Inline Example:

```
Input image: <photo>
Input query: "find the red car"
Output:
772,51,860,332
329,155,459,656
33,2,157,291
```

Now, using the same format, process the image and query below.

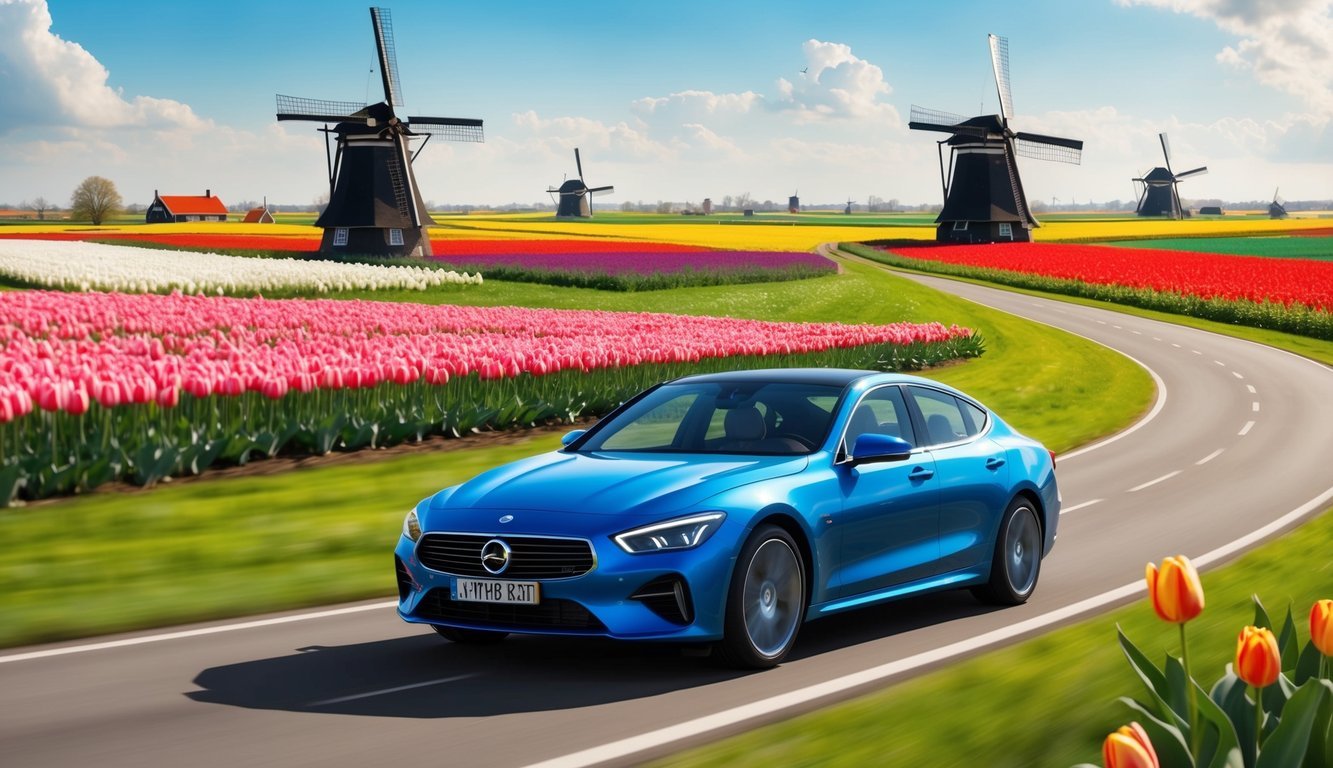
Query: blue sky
1,0,1330,208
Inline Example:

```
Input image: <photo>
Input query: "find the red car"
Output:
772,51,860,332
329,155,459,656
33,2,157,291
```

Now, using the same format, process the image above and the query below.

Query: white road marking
1247,384,1257,394
1153,336,1161,341
309,674,476,707
1059,499,1104,515
1193,350,1203,355
1097,319,1107,325
1171,343,1182,348
1239,420,1256,436
1233,371,1244,380
1253,402,1260,412
0,600,399,664
1132,330,1142,335
1112,324,1122,330
523,486,1333,768
1128,471,1182,493
1195,449,1224,466
1214,360,1226,366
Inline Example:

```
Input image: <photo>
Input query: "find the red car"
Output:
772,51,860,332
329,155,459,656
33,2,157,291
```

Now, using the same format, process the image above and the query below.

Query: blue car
395,368,1059,667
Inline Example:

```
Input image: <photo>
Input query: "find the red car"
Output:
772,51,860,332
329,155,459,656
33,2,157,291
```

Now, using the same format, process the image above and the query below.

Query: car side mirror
849,433,913,466
561,429,588,447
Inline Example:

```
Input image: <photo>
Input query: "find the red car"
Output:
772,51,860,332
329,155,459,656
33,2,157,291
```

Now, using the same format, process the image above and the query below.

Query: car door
832,385,941,599
905,386,1011,574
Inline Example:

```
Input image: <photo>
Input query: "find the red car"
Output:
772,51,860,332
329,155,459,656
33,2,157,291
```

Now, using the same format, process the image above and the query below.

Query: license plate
453,577,540,605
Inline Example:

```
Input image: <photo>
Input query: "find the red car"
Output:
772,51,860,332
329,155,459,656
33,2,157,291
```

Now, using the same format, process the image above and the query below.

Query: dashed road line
1232,371,1245,379
1172,343,1182,348
1060,499,1104,515
1239,420,1256,436
1192,350,1203,355
1247,384,1257,394
1214,360,1226,367
1196,449,1224,466
1253,402,1260,412
1128,471,1182,493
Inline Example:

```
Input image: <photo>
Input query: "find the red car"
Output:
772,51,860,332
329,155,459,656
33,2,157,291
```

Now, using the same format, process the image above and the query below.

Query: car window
845,386,916,448
598,393,694,450
908,386,971,446
959,400,988,436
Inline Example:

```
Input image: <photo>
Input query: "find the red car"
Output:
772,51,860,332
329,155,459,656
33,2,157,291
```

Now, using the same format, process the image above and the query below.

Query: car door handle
985,457,1006,470
908,466,934,481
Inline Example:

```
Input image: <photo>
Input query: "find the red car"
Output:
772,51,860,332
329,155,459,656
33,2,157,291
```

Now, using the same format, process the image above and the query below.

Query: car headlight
613,513,725,554
403,509,422,542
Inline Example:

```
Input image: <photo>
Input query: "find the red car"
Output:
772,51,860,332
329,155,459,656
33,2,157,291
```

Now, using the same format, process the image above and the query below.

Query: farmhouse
242,206,275,224
146,189,228,223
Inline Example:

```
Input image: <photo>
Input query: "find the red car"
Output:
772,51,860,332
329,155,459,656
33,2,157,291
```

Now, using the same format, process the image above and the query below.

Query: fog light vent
630,574,693,625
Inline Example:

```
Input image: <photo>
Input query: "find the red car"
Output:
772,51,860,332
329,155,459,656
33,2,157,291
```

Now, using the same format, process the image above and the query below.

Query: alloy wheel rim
1006,507,1040,595
742,539,802,658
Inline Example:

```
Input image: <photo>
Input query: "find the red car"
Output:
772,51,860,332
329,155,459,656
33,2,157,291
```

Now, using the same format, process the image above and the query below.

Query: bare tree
734,192,753,211
69,176,122,225
27,196,51,220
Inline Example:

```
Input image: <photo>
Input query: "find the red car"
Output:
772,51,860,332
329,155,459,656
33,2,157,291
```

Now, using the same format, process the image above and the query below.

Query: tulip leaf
1278,605,1300,674
1193,673,1243,768
1253,595,1274,632
1293,641,1322,686
1262,673,1296,723
1119,697,1193,768
1256,679,1331,768
0,463,23,506
1303,686,1333,768
1166,655,1192,722
1211,668,1256,767
1118,626,1180,724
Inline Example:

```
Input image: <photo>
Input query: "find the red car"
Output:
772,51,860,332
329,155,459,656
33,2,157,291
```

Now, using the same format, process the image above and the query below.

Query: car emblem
480,539,512,575
498,515,514,524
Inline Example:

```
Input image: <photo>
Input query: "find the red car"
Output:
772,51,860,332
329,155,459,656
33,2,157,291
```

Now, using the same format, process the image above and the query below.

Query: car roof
671,368,883,388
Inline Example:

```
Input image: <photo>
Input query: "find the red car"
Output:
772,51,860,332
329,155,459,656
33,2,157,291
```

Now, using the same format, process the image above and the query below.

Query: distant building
146,190,228,223
242,206,275,224
787,194,800,214
1198,206,1224,215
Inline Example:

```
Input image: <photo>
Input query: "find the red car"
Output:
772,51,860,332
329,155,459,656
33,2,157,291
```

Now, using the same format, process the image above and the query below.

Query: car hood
433,450,808,519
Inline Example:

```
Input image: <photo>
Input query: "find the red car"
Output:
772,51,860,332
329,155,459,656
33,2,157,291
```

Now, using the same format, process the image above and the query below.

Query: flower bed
844,242,1333,340
0,290,980,503
0,239,481,295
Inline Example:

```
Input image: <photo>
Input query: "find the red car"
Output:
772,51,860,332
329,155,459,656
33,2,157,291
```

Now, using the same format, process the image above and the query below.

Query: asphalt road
3,269,1332,768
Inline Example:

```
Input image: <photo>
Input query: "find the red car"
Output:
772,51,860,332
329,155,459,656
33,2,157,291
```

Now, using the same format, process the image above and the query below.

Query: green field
1102,235,1333,261
0,259,1151,647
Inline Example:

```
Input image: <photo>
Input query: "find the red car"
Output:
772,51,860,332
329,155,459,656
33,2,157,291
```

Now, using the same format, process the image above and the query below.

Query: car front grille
414,588,606,633
416,533,595,579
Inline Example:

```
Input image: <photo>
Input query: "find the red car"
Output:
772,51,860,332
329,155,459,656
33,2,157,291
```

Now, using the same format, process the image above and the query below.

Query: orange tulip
1103,722,1160,768
1312,599,1333,656
1235,626,1281,688
1145,556,1204,623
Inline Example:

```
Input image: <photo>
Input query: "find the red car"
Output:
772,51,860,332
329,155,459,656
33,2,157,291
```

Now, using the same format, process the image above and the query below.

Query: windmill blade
1159,132,1173,173
370,8,404,107
1014,138,1082,164
276,94,368,122
1175,166,1208,180
574,148,584,181
988,34,1014,123
587,185,614,194
406,116,484,142
908,105,990,138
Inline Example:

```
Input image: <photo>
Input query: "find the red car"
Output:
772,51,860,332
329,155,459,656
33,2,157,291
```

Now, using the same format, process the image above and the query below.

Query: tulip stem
1181,622,1201,762
1254,684,1264,752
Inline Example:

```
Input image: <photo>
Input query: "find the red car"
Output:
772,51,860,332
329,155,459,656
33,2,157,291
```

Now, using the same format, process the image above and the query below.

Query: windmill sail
370,7,404,107
276,95,368,123
549,147,615,218
406,116,484,141
1134,132,1207,218
988,34,1014,123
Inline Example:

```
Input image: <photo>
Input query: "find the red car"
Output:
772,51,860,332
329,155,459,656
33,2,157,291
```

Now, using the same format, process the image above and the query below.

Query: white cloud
774,40,898,123
1117,0,1333,116
632,90,761,118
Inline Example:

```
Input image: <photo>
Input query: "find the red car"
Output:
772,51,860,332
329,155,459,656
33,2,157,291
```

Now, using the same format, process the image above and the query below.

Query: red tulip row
885,242,1333,311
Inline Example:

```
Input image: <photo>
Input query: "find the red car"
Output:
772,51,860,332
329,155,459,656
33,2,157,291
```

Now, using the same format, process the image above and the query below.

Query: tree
28,196,51,220
69,176,121,225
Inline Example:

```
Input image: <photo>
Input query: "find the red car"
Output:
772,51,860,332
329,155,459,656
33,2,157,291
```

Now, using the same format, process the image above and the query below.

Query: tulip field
846,242,1333,340
0,289,979,503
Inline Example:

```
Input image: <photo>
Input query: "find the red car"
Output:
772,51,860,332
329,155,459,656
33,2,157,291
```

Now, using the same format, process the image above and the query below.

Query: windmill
908,34,1082,243
788,192,800,214
844,198,856,215
1269,188,1288,219
275,7,483,257
1133,133,1207,219
547,148,614,218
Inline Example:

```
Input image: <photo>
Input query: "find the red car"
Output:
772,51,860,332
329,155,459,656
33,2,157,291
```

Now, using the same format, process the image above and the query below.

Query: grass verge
650,506,1333,768
0,263,1150,647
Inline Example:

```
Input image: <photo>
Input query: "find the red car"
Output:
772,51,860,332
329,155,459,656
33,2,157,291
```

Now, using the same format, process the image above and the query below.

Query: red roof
159,195,228,215
242,207,273,223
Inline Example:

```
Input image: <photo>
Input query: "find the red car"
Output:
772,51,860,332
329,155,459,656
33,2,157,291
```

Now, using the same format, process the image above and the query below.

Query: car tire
973,497,1043,605
717,524,806,669
432,625,509,644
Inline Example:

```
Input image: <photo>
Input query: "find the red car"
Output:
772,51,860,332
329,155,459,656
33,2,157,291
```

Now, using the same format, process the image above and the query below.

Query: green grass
0,261,1150,647
1101,235,1333,261
651,506,1333,768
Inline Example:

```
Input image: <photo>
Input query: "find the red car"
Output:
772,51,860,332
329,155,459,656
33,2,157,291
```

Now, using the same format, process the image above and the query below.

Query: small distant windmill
547,148,614,218
1269,188,1288,219
909,34,1082,243
844,198,856,215
1133,133,1207,219
275,7,483,257
788,192,800,214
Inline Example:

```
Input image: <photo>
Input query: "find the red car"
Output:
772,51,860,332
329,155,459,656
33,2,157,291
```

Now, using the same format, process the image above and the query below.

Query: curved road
3,268,1332,767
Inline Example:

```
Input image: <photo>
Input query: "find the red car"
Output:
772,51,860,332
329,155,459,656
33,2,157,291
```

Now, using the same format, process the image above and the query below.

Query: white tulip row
0,239,483,295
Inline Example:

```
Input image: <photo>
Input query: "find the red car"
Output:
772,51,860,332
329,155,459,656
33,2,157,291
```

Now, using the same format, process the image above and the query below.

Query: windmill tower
276,7,483,257
1133,133,1207,219
547,148,614,218
788,192,800,214
1269,188,1288,219
909,34,1082,243
844,198,856,215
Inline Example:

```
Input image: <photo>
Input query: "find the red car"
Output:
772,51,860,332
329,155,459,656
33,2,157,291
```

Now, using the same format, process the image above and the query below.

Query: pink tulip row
0,290,973,423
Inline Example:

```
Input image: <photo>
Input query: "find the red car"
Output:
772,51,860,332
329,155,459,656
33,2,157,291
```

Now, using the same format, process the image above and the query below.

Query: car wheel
432,625,509,644
717,524,806,669
973,497,1042,605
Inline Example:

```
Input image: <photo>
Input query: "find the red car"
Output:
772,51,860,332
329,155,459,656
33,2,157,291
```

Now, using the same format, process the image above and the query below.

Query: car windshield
576,381,844,455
